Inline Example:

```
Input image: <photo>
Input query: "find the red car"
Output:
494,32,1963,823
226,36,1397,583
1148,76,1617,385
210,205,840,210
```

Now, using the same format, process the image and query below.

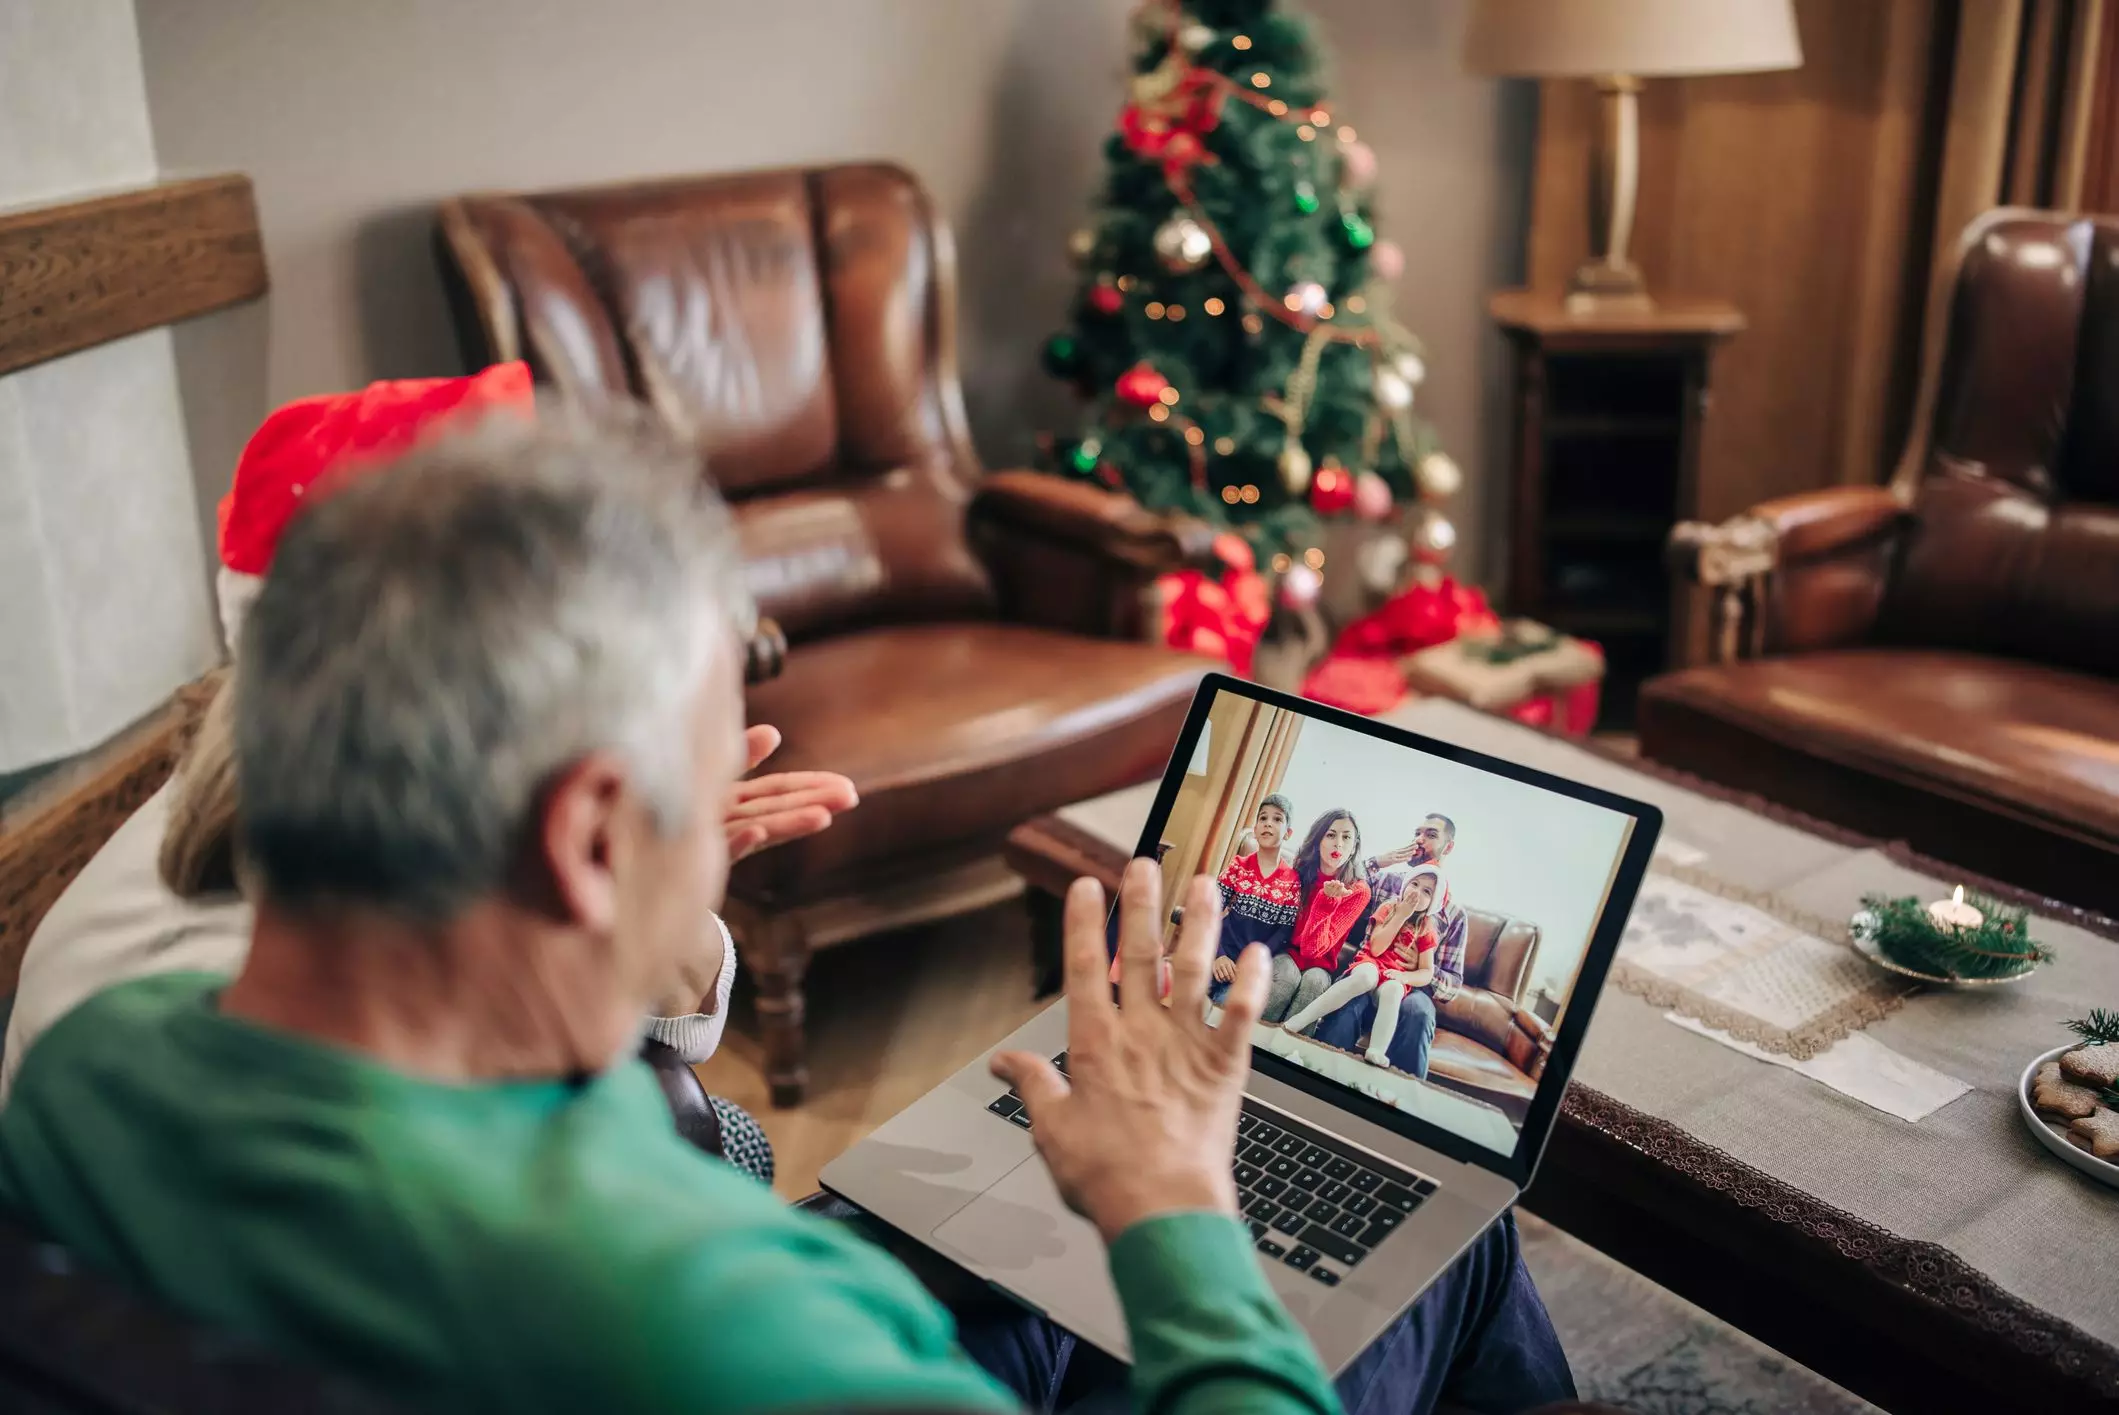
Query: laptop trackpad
930,1156,1129,1359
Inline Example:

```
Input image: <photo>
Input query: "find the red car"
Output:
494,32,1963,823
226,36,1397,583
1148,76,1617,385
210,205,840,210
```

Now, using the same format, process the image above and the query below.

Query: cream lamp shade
1464,0,1802,310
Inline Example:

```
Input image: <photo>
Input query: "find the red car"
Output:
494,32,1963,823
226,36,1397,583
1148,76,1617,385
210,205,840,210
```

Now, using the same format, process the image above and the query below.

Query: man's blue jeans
1311,985,1438,1079
950,1209,1573,1413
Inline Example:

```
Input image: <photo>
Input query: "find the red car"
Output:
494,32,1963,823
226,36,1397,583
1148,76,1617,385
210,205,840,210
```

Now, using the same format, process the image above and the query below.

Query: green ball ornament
1293,181,1320,215
1341,211,1375,250
1041,333,1080,378
1069,437,1103,475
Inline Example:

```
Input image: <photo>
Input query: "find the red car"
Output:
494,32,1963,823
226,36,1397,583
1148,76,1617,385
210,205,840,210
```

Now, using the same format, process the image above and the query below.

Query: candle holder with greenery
1851,889,2053,982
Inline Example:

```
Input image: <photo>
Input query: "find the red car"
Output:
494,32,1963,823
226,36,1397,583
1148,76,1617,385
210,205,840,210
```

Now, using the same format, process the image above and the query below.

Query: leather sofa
436,164,1214,1104
1647,210,2119,915
1428,907,1551,1121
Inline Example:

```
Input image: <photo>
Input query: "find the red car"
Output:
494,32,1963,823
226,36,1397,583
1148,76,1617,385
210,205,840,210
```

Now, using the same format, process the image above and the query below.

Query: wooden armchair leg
745,916,812,1109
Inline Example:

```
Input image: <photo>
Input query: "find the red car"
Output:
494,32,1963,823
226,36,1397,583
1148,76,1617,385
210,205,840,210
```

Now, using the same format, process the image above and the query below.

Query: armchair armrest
968,471,1219,640
1668,486,1908,662
1504,1007,1555,1080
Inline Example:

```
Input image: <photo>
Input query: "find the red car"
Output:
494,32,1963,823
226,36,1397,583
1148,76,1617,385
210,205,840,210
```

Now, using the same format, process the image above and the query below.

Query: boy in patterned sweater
1208,794,1300,1004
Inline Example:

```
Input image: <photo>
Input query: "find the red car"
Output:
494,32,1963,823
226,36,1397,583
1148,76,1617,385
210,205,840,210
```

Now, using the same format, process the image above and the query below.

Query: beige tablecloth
1376,700,2119,1348
1061,700,2119,1346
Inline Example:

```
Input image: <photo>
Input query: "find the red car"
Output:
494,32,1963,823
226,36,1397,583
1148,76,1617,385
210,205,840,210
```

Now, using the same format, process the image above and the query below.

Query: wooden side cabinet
1488,291,1744,725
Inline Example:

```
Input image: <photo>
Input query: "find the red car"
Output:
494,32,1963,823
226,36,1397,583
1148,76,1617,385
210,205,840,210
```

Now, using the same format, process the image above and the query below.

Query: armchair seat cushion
1641,648,2119,906
1427,1030,1537,1111
735,623,1209,900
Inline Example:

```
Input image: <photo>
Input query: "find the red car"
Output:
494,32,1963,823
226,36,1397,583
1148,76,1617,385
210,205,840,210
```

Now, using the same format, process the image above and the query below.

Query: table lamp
1464,0,1802,312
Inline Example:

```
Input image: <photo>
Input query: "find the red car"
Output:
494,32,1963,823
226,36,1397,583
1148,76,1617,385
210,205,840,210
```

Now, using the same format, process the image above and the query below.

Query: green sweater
0,974,1341,1413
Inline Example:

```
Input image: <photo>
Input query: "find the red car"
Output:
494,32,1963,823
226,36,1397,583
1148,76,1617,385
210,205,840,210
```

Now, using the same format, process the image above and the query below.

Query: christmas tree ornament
1069,437,1103,474
1278,561,1323,610
1088,282,1124,316
1412,509,1457,563
1178,21,1215,52
1286,281,1328,318
1340,211,1375,249
1067,227,1096,264
1370,238,1405,283
1116,363,1171,408
1292,180,1320,214
1416,451,1462,501
1342,140,1378,188
1356,529,1408,593
1353,470,1395,521
1374,367,1414,412
1278,441,1314,493
1393,351,1427,385
1040,333,1080,379
1309,461,1355,515
1153,214,1213,272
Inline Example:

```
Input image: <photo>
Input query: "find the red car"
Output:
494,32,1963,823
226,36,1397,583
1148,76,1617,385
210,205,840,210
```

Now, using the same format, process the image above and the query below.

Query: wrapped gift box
1402,621,1604,735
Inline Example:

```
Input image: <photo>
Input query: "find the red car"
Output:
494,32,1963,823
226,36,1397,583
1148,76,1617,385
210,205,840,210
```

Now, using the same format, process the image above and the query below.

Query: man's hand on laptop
992,860,1270,1245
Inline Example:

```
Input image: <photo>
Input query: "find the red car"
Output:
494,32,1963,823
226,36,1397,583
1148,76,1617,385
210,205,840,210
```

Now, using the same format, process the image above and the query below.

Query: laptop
822,673,1660,1374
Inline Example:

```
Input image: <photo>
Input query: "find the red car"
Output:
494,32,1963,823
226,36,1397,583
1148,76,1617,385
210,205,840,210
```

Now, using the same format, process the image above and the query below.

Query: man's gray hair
235,409,748,920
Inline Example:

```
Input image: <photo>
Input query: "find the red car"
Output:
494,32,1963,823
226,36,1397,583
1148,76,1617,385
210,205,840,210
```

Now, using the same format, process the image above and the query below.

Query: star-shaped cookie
2033,1061,2101,1119
2069,1107,2119,1160
2059,1043,2119,1089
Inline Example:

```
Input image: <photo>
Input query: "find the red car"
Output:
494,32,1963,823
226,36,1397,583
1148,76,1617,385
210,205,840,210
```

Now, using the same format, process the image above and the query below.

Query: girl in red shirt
1281,863,1443,1067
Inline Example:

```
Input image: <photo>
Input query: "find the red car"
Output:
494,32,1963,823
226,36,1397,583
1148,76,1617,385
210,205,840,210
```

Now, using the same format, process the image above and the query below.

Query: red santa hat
214,362,534,646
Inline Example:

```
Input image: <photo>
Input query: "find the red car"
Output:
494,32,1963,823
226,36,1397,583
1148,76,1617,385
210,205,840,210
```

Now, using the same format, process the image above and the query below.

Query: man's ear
538,752,629,933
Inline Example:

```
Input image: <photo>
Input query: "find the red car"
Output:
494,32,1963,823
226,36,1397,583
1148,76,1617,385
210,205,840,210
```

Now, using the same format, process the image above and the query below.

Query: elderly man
0,415,1576,1413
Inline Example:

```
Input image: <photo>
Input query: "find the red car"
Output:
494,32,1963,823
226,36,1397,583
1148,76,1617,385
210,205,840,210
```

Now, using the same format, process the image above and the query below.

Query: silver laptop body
824,674,1660,1375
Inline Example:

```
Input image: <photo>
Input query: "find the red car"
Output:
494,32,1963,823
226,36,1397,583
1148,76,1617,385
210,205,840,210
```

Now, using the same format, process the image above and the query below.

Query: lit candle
1927,885,1984,931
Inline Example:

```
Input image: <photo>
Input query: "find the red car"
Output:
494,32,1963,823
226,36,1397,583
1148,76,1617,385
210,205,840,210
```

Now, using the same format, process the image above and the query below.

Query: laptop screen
1130,679,1647,1164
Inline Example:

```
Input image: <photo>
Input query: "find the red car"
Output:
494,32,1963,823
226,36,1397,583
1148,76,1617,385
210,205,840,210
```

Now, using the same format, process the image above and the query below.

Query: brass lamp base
1565,259,1652,315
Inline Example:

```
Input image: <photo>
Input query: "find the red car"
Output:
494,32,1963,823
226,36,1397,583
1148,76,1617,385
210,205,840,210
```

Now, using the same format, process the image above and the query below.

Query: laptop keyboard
986,1053,1438,1287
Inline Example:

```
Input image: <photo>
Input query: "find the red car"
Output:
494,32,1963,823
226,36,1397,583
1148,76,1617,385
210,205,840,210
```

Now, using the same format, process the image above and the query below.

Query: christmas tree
1039,0,1461,608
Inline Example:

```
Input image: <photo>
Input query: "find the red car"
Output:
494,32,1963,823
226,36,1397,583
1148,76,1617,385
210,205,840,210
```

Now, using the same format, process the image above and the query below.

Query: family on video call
1206,795,1465,1080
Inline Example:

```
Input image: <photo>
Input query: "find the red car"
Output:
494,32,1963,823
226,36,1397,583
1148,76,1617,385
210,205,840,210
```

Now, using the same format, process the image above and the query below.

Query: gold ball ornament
1153,215,1213,273
1392,351,1427,385
1412,509,1457,564
1178,21,1215,51
1373,368,1414,412
1279,442,1314,494
1066,228,1096,264
1416,451,1463,502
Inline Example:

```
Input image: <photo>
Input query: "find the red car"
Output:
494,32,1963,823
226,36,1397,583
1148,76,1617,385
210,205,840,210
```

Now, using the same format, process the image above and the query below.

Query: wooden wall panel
0,174,266,377
1526,0,1947,521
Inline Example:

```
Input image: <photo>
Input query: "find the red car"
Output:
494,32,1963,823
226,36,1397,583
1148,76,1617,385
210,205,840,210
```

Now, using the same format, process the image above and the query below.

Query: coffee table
1003,699,2119,1415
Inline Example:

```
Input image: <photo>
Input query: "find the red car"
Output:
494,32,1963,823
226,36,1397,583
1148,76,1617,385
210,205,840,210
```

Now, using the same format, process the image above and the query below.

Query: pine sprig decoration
1851,890,2052,981
2066,1008,2119,1047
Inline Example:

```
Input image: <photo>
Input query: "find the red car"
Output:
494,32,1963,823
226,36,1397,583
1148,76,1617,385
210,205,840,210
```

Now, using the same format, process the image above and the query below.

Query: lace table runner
1609,864,1912,1059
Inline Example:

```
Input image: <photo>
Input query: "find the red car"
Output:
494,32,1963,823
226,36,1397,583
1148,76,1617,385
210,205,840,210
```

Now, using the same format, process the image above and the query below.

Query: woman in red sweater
1263,809,1371,1023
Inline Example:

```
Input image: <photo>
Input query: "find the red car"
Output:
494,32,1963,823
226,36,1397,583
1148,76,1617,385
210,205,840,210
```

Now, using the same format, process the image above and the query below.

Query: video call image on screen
1152,690,1634,1156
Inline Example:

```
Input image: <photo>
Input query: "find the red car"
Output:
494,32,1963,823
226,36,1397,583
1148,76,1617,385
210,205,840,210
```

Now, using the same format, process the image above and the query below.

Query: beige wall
136,0,1529,576
0,0,218,775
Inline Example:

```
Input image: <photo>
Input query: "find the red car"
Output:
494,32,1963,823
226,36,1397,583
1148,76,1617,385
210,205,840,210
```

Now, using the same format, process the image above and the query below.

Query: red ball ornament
1088,282,1124,316
1309,461,1355,515
1353,471,1395,521
1116,362,1171,408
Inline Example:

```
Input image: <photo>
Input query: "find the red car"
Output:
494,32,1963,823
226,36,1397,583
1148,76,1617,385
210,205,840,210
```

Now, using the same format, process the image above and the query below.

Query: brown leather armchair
435,164,1214,1104
1428,908,1548,1121
1647,210,2119,913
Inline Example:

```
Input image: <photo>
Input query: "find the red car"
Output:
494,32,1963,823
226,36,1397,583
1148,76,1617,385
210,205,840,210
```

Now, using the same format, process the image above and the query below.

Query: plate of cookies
2019,1031,2119,1187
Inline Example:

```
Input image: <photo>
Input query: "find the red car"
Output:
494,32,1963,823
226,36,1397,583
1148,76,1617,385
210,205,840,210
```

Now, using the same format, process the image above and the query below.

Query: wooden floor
695,897,1048,1198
